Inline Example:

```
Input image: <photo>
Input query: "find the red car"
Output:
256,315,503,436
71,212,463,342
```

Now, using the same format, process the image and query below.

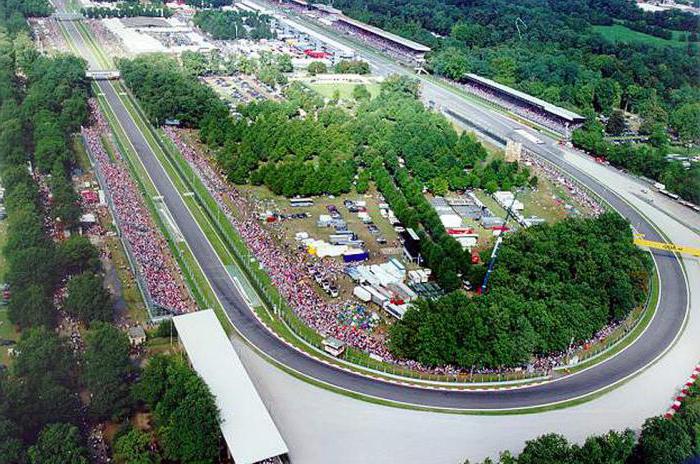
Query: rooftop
173,310,288,464
464,73,585,123
336,15,431,53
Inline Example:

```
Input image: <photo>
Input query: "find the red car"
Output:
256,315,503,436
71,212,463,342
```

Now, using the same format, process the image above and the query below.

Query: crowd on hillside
82,101,193,314
521,149,605,217
456,80,581,135
86,19,127,59
28,18,68,54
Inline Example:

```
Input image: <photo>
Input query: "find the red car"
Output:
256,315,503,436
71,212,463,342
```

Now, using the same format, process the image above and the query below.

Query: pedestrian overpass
53,12,83,21
86,70,121,80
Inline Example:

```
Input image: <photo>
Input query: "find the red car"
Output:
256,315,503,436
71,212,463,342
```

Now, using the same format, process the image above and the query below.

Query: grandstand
461,73,585,134
333,15,430,63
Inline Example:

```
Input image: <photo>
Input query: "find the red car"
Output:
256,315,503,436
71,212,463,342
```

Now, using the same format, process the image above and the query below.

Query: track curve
60,14,689,410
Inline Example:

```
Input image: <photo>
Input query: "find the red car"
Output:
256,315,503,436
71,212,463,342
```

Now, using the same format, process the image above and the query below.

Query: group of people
521,149,605,217
83,101,193,315
28,18,68,54
86,19,127,60
332,20,425,65
456,80,580,135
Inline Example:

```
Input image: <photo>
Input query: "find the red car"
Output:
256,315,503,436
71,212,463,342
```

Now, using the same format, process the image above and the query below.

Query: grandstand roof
464,73,585,123
173,310,288,464
336,16,431,53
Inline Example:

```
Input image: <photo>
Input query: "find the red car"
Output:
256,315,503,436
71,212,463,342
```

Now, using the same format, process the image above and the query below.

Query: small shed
127,326,146,346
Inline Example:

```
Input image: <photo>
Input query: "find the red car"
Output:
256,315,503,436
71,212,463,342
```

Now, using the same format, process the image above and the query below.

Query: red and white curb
664,363,699,418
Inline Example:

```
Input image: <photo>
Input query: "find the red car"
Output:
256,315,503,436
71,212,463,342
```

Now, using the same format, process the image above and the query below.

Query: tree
64,272,113,323
594,79,622,115
670,103,700,145
0,417,25,464
113,428,158,464
275,53,293,73
83,323,133,421
7,283,53,329
634,415,695,464
380,74,420,98
431,47,470,80
605,110,626,135
5,328,79,440
307,61,327,76
57,235,100,276
429,177,449,196
28,423,88,464
517,434,575,464
575,430,635,464
155,362,221,464
135,355,173,408
352,84,371,101
138,356,220,464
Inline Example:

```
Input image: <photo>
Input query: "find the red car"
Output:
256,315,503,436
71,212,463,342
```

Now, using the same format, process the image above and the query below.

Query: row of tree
0,3,128,461
193,10,275,41
469,380,699,463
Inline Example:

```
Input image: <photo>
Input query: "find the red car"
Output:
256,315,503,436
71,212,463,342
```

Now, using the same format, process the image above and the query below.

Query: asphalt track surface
61,16,688,409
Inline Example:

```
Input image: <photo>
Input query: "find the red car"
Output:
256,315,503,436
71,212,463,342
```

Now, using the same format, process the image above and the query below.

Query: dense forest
471,380,699,464
390,213,651,367
320,0,700,201
322,0,698,116
193,10,275,41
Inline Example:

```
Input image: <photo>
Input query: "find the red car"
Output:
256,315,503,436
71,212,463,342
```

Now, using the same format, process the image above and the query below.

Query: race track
59,14,692,410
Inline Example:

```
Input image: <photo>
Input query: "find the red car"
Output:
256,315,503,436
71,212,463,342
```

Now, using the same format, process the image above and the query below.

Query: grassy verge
74,20,113,69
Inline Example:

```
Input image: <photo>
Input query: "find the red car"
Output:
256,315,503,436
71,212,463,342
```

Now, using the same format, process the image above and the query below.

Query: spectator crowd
82,100,193,314
456,80,581,135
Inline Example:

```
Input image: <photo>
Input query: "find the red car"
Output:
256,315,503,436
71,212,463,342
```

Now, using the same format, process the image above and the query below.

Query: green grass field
306,82,381,100
593,24,688,47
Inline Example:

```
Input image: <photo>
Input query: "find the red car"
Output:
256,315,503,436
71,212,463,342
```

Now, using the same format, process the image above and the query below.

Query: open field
305,81,381,100
592,24,688,47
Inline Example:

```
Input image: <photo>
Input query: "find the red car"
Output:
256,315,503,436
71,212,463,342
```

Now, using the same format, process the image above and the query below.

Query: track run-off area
55,8,699,413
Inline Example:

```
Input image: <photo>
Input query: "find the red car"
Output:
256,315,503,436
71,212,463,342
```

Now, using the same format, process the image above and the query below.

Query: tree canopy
136,355,221,464
390,213,651,368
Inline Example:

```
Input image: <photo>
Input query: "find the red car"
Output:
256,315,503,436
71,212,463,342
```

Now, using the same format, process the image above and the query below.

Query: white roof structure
173,310,288,464
464,73,585,123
